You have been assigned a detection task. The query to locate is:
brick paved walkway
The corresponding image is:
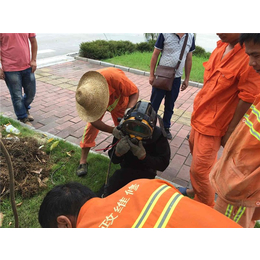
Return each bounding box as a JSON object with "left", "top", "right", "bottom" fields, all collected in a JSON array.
[{"left": 0, "top": 59, "right": 222, "bottom": 188}]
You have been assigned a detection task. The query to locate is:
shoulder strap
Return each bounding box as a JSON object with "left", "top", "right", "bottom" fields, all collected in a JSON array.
[{"left": 174, "top": 33, "right": 189, "bottom": 70}]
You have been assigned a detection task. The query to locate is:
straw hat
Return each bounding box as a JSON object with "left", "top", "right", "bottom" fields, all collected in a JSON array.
[{"left": 75, "top": 71, "right": 109, "bottom": 122}]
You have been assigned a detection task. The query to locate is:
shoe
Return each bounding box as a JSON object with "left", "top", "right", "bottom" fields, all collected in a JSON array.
[
  {"left": 27, "top": 110, "right": 34, "bottom": 121},
  {"left": 76, "top": 163, "right": 88, "bottom": 177},
  {"left": 178, "top": 187, "right": 188, "bottom": 196},
  {"left": 165, "top": 128, "right": 172, "bottom": 140},
  {"left": 19, "top": 117, "right": 32, "bottom": 126}
]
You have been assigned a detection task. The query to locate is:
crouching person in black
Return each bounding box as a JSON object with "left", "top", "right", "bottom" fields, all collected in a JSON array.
[{"left": 99, "top": 101, "right": 171, "bottom": 197}]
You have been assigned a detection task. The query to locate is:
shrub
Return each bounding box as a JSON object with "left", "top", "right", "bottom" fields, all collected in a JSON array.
[
  {"left": 193, "top": 45, "right": 211, "bottom": 58},
  {"left": 108, "top": 40, "right": 136, "bottom": 56},
  {"left": 79, "top": 40, "right": 113, "bottom": 60},
  {"left": 135, "top": 39, "right": 156, "bottom": 53},
  {"left": 79, "top": 40, "right": 136, "bottom": 60}
]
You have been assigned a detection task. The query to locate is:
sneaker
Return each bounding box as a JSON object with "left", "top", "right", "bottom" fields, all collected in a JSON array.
[
  {"left": 26, "top": 110, "right": 34, "bottom": 121},
  {"left": 76, "top": 163, "right": 88, "bottom": 177},
  {"left": 165, "top": 128, "right": 172, "bottom": 140},
  {"left": 19, "top": 117, "right": 32, "bottom": 126}
]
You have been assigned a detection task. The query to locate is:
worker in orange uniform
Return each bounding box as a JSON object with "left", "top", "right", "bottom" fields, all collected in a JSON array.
[
  {"left": 180, "top": 34, "right": 260, "bottom": 207},
  {"left": 38, "top": 178, "right": 241, "bottom": 228},
  {"left": 210, "top": 33, "right": 260, "bottom": 228},
  {"left": 75, "top": 67, "right": 139, "bottom": 177}
]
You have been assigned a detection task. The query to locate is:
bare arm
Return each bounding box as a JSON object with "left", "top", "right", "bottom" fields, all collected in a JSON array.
[
  {"left": 181, "top": 51, "right": 192, "bottom": 91},
  {"left": 221, "top": 99, "right": 252, "bottom": 146},
  {"left": 149, "top": 48, "right": 161, "bottom": 85},
  {"left": 29, "top": 37, "right": 38, "bottom": 73},
  {"left": 127, "top": 89, "right": 139, "bottom": 108},
  {"left": 91, "top": 119, "right": 114, "bottom": 134}
]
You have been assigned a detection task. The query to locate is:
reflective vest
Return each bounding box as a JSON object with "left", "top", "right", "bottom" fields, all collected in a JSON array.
[{"left": 76, "top": 179, "right": 241, "bottom": 228}]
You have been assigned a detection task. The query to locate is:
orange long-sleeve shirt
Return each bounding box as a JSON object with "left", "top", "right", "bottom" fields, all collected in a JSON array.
[
  {"left": 210, "top": 94, "right": 260, "bottom": 208},
  {"left": 98, "top": 67, "right": 138, "bottom": 114},
  {"left": 76, "top": 179, "right": 241, "bottom": 228},
  {"left": 191, "top": 41, "right": 260, "bottom": 136}
]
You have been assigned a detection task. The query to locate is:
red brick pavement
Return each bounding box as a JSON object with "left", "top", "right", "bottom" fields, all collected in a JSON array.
[{"left": 0, "top": 59, "right": 223, "bottom": 188}]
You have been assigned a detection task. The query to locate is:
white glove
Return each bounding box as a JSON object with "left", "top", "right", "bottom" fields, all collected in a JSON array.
[
  {"left": 128, "top": 140, "right": 146, "bottom": 159},
  {"left": 112, "top": 127, "right": 124, "bottom": 140},
  {"left": 115, "top": 136, "right": 131, "bottom": 156}
]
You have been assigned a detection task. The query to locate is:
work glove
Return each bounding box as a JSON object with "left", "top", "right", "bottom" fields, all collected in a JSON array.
[
  {"left": 112, "top": 127, "right": 124, "bottom": 140},
  {"left": 128, "top": 140, "right": 146, "bottom": 160},
  {"left": 115, "top": 136, "right": 131, "bottom": 156}
]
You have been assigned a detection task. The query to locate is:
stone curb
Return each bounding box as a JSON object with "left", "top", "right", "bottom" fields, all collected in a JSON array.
[{"left": 74, "top": 56, "right": 203, "bottom": 88}]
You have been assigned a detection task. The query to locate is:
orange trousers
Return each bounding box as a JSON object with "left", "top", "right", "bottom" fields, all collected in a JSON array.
[
  {"left": 214, "top": 196, "right": 260, "bottom": 228},
  {"left": 189, "top": 128, "right": 221, "bottom": 207},
  {"left": 80, "top": 109, "right": 125, "bottom": 149}
]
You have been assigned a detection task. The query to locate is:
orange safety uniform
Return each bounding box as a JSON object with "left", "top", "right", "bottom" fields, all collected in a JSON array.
[
  {"left": 210, "top": 94, "right": 260, "bottom": 228},
  {"left": 189, "top": 41, "right": 260, "bottom": 207},
  {"left": 76, "top": 179, "right": 241, "bottom": 228},
  {"left": 80, "top": 67, "right": 138, "bottom": 148}
]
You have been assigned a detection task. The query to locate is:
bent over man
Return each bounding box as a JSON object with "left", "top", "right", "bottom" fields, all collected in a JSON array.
[
  {"left": 39, "top": 178, "right": 241, "bottom": 228},
  {"left": 75, "top": 67, "right": 139, "bottom": 177}
]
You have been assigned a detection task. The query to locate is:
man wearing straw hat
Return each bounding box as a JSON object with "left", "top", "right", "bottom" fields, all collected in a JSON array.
[{"left": 75, "top": 67, "right": 139, "bottom": 177}]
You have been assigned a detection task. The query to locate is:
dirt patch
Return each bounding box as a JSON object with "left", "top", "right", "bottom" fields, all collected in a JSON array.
[{"left": 0, "top": 136, "right": 51, "bottom": 199}]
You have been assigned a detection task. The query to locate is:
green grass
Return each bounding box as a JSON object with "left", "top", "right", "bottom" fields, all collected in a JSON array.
[
  {"left": 102, "top": 51, "right": 207, "bottom": 83},
  {"left": 0, "top": 115, "right": 120, "bottom": 228}
]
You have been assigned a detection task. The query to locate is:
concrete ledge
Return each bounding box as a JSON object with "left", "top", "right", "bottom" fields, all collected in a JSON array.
[
  {"left": 114, "top": 65, "right": 129, "bottom": 72},
  {"left": 100, "top": 62, "right": 115, "bottom": 68},
  {"left": 87, "top": 59, "right": 101, "bottom": 65},
  {"left": 76, "top": 56, "right": 88, "bottom": 62},
  {"left": 129, "top": 68, "right": 146, "bottom": 75},
  {"left": 188, "top": 80, "right": 203, "bottom": 88}
]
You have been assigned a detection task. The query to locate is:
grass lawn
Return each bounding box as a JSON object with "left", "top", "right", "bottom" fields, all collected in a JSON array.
[
  {"left": 103, "top": 52, "right": 207, "bottom": 83},
  {"left": 0, "top": 115, "right": 120, "bottom": 228}
]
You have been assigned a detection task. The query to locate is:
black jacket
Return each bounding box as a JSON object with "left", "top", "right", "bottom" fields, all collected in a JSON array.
[{"left": 108, "top": 126, "right": 171, "bottom": 174}]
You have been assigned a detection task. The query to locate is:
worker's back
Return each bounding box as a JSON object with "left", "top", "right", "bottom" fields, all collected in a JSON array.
[{"left": 76, "top": 179, "right": 241, "bottom": 228}]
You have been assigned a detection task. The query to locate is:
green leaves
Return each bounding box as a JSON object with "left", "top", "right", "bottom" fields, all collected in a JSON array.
[{"left": 50, "top": 140, "right": 59, "bottom": 151}]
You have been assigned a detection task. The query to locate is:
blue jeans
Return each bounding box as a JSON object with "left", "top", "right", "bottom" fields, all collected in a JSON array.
[
  {"left": 150, "top": 77, "right": 181, "bottom": 129},
  {"left": 4, "top": 67, "right": 36, "bottom": 119}
]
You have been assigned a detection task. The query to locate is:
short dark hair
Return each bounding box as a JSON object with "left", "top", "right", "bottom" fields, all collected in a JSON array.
[
  {"left": 240, "top": 33, "right": 260, "bottom": 46},
  {"left": 38, "top": 182, "right": 97, "bottom": 228}
]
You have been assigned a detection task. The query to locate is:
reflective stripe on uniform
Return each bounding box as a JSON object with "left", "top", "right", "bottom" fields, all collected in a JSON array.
[
  {"left": 107, "top": 95, "right": 121, "bottom": 112},
  {"left": 225, "top": 204, "right": 233, "bottom": 218},
  {"left": 233, "top": 206, "right": 246, "bottom": 223},
  {"left": 154, "top": 192, "right": 183, "bottom": 228},
  {"left": 132, "top": 184, "right": 170, "bottom": 228},
  {"left": 251, "top": 104, "right": 260, "bottom": 122},
  {"left": 81, "top": 124, "right": 89, "bottom": 143},
  {"left": 244, "top": 114, "right": 260, "bottom": 141}
]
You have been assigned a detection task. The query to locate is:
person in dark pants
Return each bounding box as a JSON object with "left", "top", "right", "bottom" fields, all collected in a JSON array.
[
  {"left": 98, "top": 101, "right": 171, "bottom": 197},
  {"left": 149, "top": 33, "right": 195, "bottom": 140},
  {"left": 0, "top": 33, "right": 38, "bottom": 126}
]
